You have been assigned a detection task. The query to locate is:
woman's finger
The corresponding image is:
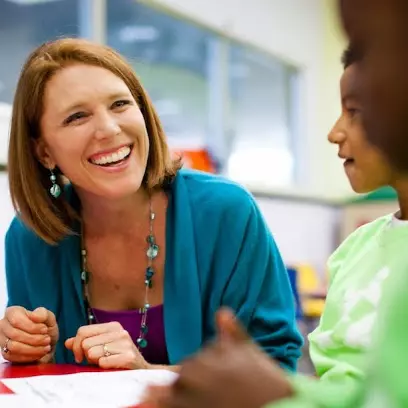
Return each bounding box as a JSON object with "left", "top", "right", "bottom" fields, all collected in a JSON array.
[
  {"left": 30, "top": 308, "right": 59, "bottom": 347},
  {"left": 28, "top": 307, "right": 49, "bottom": 324},
  {"left": 65, "top": 337, "right": 74, "bottom": 349},
  {"left": 44, "top": 310, "right": 57, "bottom": 330},
  {"left": 94, "top": 337, "right": 148, "bottom": 370},
  {"left": 83, "top": 329, "right": 130, "bottom": 359},
  {"left": 84, "top": 332, "right": 133, "bottom": 365},
  {"left": 2, "top": 337, "right": 51, "bottom": 358},
  {"left": 3, "top": 324, "right": 51, "bottom": 347},
  {"left": 6, "top": 308, "right": 48, "bottom": 335},
  {"left": 1, "top": 351, "right": 47, "bottom": 364},
  {"left": 97, "top": 349, "right": 141, "bottom": 370},
  {"left": 70, "top": 322, "right": 124, "bottom": 363}
]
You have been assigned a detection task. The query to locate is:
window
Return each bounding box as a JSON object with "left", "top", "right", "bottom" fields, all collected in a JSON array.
[
  {"left": 107, "top": 1, "right": 299, "bottom": 185},
  {"left": 227, "top": 44, "right": 298, "bottom": 187},
  {"left": 107, "top": 0, "right": 215, "bottom": 151},
  {"left": 0, "top": 0, "right": 80, "bottom": 104},
  {"left": 0, "top": 0, "right": 81, "bottom": 166}
]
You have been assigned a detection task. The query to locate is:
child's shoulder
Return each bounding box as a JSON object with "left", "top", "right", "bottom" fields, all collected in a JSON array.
[
  {"left": 341, "top": 213, "right": 393, "bottom": 247},
  {"left": 328, "top": 213, "right": 393, "bottom": 273}
]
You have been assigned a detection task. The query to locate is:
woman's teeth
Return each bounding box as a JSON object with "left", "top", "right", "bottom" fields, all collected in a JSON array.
[{"left": 90, "top": 146, "right": 131, "bottom": 166}]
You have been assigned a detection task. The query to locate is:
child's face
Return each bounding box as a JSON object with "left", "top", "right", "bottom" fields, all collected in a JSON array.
[{"left": 328, "top": 64, "right": 395, "bottom": 193}]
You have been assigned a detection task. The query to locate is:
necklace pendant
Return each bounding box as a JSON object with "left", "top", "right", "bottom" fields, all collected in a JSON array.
[
  {"left": 147, "top": 244, "right": 159, "bottom": 259},
  {"left": 137, "top": 337, "right": 148, "bottom": 348},
  {"left": 145, "top": 267, "right": 154, "bottom": 279},
  {"left": 146, "top": 234, "right": 155, "bottom": 244}
]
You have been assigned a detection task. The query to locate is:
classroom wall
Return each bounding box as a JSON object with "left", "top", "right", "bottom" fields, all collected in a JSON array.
[
  {"left": 256, "top": 197, "right": 339, "bottom": 274},
  {"left": 318, "top": 0, "right": 350, "bottom": 199}
]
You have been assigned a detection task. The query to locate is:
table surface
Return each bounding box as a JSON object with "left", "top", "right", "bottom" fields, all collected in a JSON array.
[{"left": 0, "top": 363, "right": 150, "bottom": 407}]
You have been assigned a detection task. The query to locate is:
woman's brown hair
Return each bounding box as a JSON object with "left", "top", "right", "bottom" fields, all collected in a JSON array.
[{"left": 8, "top": 38, "right": 181, "bottom": 245}]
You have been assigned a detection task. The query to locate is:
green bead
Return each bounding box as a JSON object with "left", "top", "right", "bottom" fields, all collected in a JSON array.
[
  {"left": 145, "top": 267, "right": 154, "bottom": 280},
  {"left": 146, "top": 235, "right": 155, "bottom": 244},
  {"left": 141, "top": 325, "right": 148, "bottom": 334},
  {"left": 147, "top": 244, "right": 159, "bottom": 259},
  {"left": 50, "top": 183, "right": 61, "bottom": 198},
  {"left": 137, "top": 337, "right": 148, "bottom": 348}
]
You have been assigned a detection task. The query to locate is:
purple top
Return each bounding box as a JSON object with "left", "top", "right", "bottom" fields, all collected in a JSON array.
[{"left": 92, "top": 304, "right": 169, "bottom": 365}]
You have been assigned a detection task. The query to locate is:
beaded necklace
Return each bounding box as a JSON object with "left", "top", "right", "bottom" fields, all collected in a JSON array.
[{"left": 80, "top": 198, "right": 159, "bottom": 350}]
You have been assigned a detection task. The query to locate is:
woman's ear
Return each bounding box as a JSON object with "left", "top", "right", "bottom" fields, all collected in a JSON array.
[{"left": 33, "top": 137, "right": 56, "bottom": 169}]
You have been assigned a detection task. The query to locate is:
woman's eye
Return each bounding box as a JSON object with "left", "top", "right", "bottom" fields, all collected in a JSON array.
[
  {"left": 64, "top": 112, "right": 87, "bottom": 125},
  {"left": 112, "top": 100, "right": 131, "bottom": 109}
]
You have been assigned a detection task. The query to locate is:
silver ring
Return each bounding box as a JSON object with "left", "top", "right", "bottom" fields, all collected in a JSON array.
[
  {"left": 103, "top": 343, "right": 111, "bottom": 357},
  {"left": 2, "top": 337, "right": 10, "bottom": 354}
]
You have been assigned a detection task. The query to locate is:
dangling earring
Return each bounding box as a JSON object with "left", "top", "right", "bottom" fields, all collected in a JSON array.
[{"left": 49, "top": 169, "right": 61, "bottom": 198}]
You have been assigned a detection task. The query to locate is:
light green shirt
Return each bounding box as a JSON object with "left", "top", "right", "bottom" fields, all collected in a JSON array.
[
  {"left": 264, "top": 213, "right": 408, "bottom": 408},
  {"left": 309, "top": 214, "right": 408, "bottom": 386}
]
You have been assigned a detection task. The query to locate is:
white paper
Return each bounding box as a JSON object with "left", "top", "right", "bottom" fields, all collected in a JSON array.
[
  {"left": 2, "top": 369, "right": 177, "bottom": 407},
  {"left": 0, "top": 394, "right": 47, "bottom": 408}
]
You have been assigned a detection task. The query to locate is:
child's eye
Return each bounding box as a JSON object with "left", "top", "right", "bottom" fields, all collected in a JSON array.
[{"left": 347, "top": 108, "right": 361, "bottom": 118}]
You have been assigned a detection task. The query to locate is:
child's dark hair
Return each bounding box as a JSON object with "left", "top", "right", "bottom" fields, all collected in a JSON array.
[{"left": 341, "top": 45, "right": 360, "bottom": 69}]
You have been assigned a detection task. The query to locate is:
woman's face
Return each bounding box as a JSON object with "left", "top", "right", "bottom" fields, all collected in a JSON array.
[{"left": 37, "top": 63, "right": 149, "bottom": 201}]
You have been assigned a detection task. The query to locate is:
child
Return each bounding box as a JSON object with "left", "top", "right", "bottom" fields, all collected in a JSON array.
[{"left": 308, "top": 46, "right": 408, "bottom": 387}]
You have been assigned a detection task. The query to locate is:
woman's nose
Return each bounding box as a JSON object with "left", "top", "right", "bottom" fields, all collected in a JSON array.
[{"left": 94, "top": 112, "right": 121, "bottom": 140}]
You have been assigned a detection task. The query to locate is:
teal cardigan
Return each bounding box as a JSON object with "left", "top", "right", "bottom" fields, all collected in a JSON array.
[{"left": 5, "top": 170, "right": 302, "bottom": 370}]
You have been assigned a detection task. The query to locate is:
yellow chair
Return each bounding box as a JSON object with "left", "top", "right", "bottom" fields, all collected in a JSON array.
[{"left": 293, "top": 264, "right": 326, "bottom": 318}]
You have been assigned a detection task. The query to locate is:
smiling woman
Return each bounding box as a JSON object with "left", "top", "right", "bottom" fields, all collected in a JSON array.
[
  {"left": 35, "top": 63, "right": 152, "bottom": 206},
  {"left": 0, "top": 38, "right": 303, "bottom": 372}
]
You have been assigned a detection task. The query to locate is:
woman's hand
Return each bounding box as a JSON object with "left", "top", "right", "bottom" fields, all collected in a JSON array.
[
  {"left": 0, "top": 306, "right": 59, "bottom": 364},
  {"left": 65, "top": 322, "right": 150, "bottom": 370}
]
